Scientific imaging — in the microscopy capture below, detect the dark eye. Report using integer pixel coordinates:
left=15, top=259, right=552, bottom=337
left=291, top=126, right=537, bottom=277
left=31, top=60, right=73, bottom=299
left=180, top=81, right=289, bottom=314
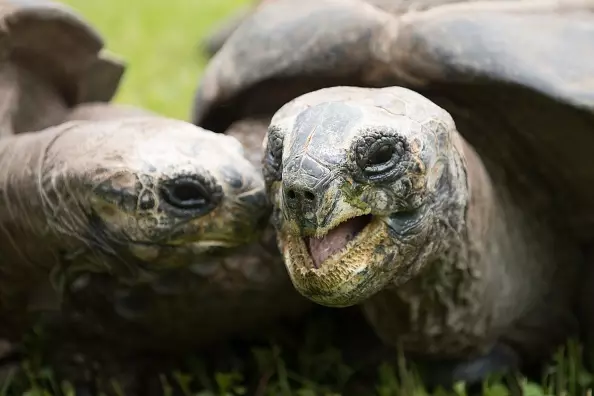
left=352, top=134, right=406, bottom=183
left=367, top=145, right=395, bottom=167
left=162, top=182, right=207, bottom=209
left=160, top=178, right=215, bottom=214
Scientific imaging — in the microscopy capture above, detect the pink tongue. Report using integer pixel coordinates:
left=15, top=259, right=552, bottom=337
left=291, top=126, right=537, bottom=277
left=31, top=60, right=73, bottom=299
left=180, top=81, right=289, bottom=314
left=307, top=216, right=370, bottom=268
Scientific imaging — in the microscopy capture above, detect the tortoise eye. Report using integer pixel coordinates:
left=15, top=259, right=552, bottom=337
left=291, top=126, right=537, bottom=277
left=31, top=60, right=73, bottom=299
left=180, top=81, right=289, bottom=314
left=367, top=145, right=395, bottom=167
left=352, top=135, right=406, bottom=183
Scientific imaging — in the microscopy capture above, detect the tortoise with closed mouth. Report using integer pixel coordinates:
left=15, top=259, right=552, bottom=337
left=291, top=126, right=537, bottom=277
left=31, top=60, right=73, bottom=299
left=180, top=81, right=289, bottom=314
left=40, top=116, right=314, bottom=395
left=0, top=1, right=313, bottom=391
left=191, top=0, right=594, bottom=386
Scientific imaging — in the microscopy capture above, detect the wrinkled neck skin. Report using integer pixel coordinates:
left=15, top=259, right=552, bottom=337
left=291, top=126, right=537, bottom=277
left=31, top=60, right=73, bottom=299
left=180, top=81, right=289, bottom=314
left=362, top=133, right=562, bottom=359
left=0, top=128, right=94, bottom=324
left=0, top=63, right=108, bottom=324
left=355, top=4, right=580, bottom=360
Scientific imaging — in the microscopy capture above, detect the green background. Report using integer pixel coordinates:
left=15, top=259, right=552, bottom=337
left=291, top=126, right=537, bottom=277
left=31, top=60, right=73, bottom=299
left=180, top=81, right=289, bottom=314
left=60, top=0, right=249, bottom=121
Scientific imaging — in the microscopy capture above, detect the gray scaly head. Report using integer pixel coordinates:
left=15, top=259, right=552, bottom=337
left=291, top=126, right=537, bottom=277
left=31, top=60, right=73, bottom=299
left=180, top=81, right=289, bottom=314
left=0, top=0, right=270, bottom=337
left=0, top=117, right=269, bottom=314
left=233, top=0, right=594, bottom=386
left=263, top=86, right=465, bottom=307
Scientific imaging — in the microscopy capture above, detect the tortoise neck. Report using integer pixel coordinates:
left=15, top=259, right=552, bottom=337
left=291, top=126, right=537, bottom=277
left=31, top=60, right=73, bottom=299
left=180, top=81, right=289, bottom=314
left=425, top=134, right=517, bottom=320
left=0, top=129, right=76, bottom=270
left=421, top=134, right=484, bottom=291
left=436, top=134, right=500, bottom=282
left=361, top=135, right=503, bottom=356
left=362, top=129, right=579, bottom=358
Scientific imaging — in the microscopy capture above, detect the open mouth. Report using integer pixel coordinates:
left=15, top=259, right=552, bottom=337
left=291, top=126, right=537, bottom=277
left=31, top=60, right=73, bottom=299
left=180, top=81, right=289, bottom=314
left=305, top=214, right=373, bottom=269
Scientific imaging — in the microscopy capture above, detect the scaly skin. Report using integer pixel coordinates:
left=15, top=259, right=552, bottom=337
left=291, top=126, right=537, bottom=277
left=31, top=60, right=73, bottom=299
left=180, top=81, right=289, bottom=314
left=263, top=86, right=581, bottom=385
left=0, top=0, right=271, bottom=341
left=0, top=1, right=316, bottom=392
left=191, top=0, right=594, bottom=385
left=43, top=116, right=311, bottom=356
left=21, top=115, right=311, bottom=395
left=0, top=116, right=270, bottom=337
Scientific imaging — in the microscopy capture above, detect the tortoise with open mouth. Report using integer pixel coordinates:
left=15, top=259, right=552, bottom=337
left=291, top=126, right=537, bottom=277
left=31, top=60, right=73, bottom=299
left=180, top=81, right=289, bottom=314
left=191, top=0, right=594, bottom=386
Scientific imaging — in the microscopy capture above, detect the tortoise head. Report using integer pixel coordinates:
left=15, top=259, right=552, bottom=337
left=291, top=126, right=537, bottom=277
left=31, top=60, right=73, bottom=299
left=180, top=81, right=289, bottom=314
left=44, top=117, right=269, bottom=278
left=263, top=86, right=467, bottom=307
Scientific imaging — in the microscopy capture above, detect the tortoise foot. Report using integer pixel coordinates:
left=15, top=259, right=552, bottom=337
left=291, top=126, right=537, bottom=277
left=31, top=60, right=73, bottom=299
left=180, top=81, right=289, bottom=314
left=415, top=344, right=520, bottom=391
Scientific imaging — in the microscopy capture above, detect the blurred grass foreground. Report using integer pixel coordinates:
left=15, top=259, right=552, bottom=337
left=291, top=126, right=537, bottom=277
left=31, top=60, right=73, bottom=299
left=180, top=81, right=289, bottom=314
left=7, top=0, right=592, bottom=395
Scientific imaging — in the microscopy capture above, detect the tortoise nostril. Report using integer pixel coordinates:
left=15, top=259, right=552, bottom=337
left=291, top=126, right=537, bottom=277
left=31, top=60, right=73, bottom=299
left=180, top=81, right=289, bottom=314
left=161, top=179, right=209, bottom=210
left=285, top=188, right=316, bottom=203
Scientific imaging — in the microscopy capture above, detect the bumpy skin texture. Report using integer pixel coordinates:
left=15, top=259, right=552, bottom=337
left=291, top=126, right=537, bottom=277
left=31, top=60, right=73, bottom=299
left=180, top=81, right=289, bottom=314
left=266, top=85, right=581, bottom=361
left=0, top=0, right=302, bottom=356
left=192, top=0, right=594, bottom=384
left=0, top=2, right=314, bottom=393
left=32, top=115, right=312, bottom=395
left=48, top=116, right=310, bottom=355
left=0, top=5, right=314, bottom=394
left=0, top=0, right=124, bottom=334
left=1, top=115, right=273, bottom=334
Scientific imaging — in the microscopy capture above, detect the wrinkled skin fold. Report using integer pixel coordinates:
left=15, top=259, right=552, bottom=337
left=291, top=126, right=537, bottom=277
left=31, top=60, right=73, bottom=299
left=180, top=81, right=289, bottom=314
left=264, top=90, right=457, bottom=307
left=37, top=117, right=312, bottom=377
left=0, top=4, right=311, bottom=393
left=0, top=116, right=271, bottom=334
left=263, top=86, right=581, bottom=381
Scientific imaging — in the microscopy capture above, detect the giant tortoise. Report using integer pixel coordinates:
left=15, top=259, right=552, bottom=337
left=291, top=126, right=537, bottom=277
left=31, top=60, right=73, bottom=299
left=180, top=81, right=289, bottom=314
left=0, top=1, right=327, bottom=394
left=191, top=0, right=594, bottom=386
left=39, top=119, right=316, bottom=395
left=0, top=0, right=316, bottom=385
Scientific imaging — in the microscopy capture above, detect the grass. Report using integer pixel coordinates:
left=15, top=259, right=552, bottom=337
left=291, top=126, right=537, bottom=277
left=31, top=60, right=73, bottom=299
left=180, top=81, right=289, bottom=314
left=59, top=0, right=250, bottom=121
left=6, top=333, right=594, bottom=395
left=4, top=0, right=591, bottom=394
